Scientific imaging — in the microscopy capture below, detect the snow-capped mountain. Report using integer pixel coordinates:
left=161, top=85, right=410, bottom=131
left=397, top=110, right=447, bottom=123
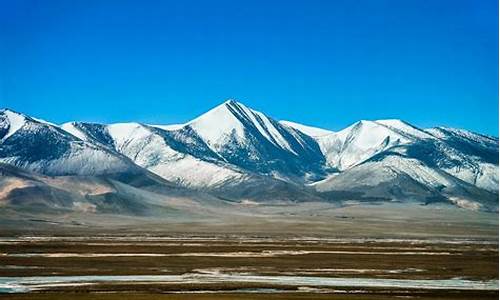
left=183, top=100, right=326, bottom=181
left=63, top=100, right=327, bottom=188
left=424, top=127, right=498, bottom=191
left=314, top=146, right=498, bottom=211
left=0, top=100, right=498, bottom=211
left=0, top=109, right=139, bottom=176
left=62, top=121, right=248, bottom=188
left=283, top=119, right=434, bottom=171
left=284, top=118, right=498, bottom=211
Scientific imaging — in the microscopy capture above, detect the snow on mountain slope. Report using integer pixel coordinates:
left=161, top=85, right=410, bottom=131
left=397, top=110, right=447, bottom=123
left=422, top=127, right=499, bottom=192
left=106, top=123, right=182, bottom=168
left=148, top=155, right=247, bottom=188
left=315, top=151, right=498, bottom=211
left=104, top=123, right=243, bottom=188
left=375, top=119, right=435, bottom=139
left=151, top=124, right=184, bottom=131
left=61, top=122, right=88, bottom=141
left=2, top=101, right=498, bottom=211
left=187, top=100, right=247, bottom=151
left=180, top=100, right=326, bottom=181
left=279, top=120, right=334, bottom=137
left=188, top=100, right=298, bottom=154
left=278, top=119, right=437, bottom=171
left=315, top=154, right=451, bottom=193
left=0, top=110, right=137, bottom=176
left=342, top=125, right=499, bottom=193
left=63, top=120, right=315, bottom=192
left=284, top=116, right=498, bottom=206
left=62, top=100, right=327, bottom=187
left=426, top=127, right=498, bottom=148
left=64, top=121, right=245, bottom=188
left=0, top=109, right=26, bottom=141
left=315, top=120, right=433, bottom=170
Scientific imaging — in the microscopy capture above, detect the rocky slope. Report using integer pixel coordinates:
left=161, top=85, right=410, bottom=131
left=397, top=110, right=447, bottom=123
left=0, top=100, right=497, bottom=212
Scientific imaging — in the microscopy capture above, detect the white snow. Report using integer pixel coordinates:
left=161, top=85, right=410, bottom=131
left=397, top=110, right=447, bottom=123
left=318, top=120, right=410, bottom=170
left=474, top=163, right=499, bottom=192
left=106, top=123, right=147, bottom=148
left=0, top=102, right=498, bottom=207
left=375, top=119, right=434, bottom=139
left=315, top=154, right=463, bottom=195
left=0, top=142, right=133, bottom=176
left=427, top=127, right=498, bottom=146
left=61, top=123, right=87, bottom=141
left=280, top=120, right=334, bottom=137
left=188, top=100, right=298, bottom=154
left=236, top=102, right=296, bottom=154
left=0, top=114, right=136, bottom=175
left=150, top=124, right=185, bottom=131
left=309, top=119, right=439, bottom=171
left=1, top=110, right=26, bottom=141
left=149, top=156, right=246, bottom=188
left=106, top=123, right=182, bottom=168
left=104, top=121, right=247, bottom=188
left=31, top=117, right=57, bottom=127
left=188, top=101, right=246, bottom=149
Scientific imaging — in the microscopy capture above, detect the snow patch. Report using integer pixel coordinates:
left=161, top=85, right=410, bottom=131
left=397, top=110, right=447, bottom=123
left=61, top=123, right=87, bottom=141
left=1, top=110, right=26, bottom=141
left=280, top=120, right=334, bottom=137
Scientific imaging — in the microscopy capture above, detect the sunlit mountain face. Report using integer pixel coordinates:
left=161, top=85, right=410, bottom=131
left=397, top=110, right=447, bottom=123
left=0, top=100, right=498, bottom=213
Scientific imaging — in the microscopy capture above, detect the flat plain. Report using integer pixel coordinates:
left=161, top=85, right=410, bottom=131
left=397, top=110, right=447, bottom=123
left=0, top=203, right=497, bottom=299
left=0, top=235, right=498, bottom=299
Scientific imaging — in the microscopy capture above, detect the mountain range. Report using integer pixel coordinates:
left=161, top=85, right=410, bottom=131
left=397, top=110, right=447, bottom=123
left=0, top=99, right=498, bottom=217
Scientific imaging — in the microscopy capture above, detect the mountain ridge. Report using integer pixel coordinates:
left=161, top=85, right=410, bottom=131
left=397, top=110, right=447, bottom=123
left=0, top=100, right=497, bottom=212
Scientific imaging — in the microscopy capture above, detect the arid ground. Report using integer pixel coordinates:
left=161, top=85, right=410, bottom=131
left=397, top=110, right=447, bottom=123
left=0, top=204, right=497, bottom=299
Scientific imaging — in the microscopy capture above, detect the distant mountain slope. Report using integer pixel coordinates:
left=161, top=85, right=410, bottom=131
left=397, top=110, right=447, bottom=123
left=0, top=109, right=139, bottom=176
left=285, top=119, right=435, bottom=170
left=182, top=100, right=327, bottom=182
left=63, top=100, right=328, bottom=187
left=62, top=120, right=250, bottom=188
left=0, top=163, right=238, bottom=218
left=314, top=149, right=498, bottom=212
left=279, top=121, right=334, bottom=138
left=0, top=100, right=497, bottom=212
left=424, top=127, right=498, bottom=191
left=61, top=117, right=323, bottom=203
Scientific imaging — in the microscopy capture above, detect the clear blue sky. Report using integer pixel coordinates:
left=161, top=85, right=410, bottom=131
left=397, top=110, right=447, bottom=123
left=0, top=0, right=498, bottom=135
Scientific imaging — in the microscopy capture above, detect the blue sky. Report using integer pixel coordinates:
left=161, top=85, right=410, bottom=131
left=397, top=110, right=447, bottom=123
left=0, top=0, right=498, bottom=135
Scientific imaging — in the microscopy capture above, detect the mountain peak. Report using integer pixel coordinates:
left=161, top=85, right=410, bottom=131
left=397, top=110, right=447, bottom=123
left=0, top=109, right=27, bottom=141
left=187, top=99, right=306, bottom=155
left=0, top=108, right=25, bottom=118
left=342, top=119, right=431, bottom=141
left=186, top=102, right=244, bottom=148
left=220, top=99, right=253, bottom=114
left=0, top=108, right=58, bottom=127
left=192, top=99, right=250, bottom=122
left=223, top=99, right=240, bottom=105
